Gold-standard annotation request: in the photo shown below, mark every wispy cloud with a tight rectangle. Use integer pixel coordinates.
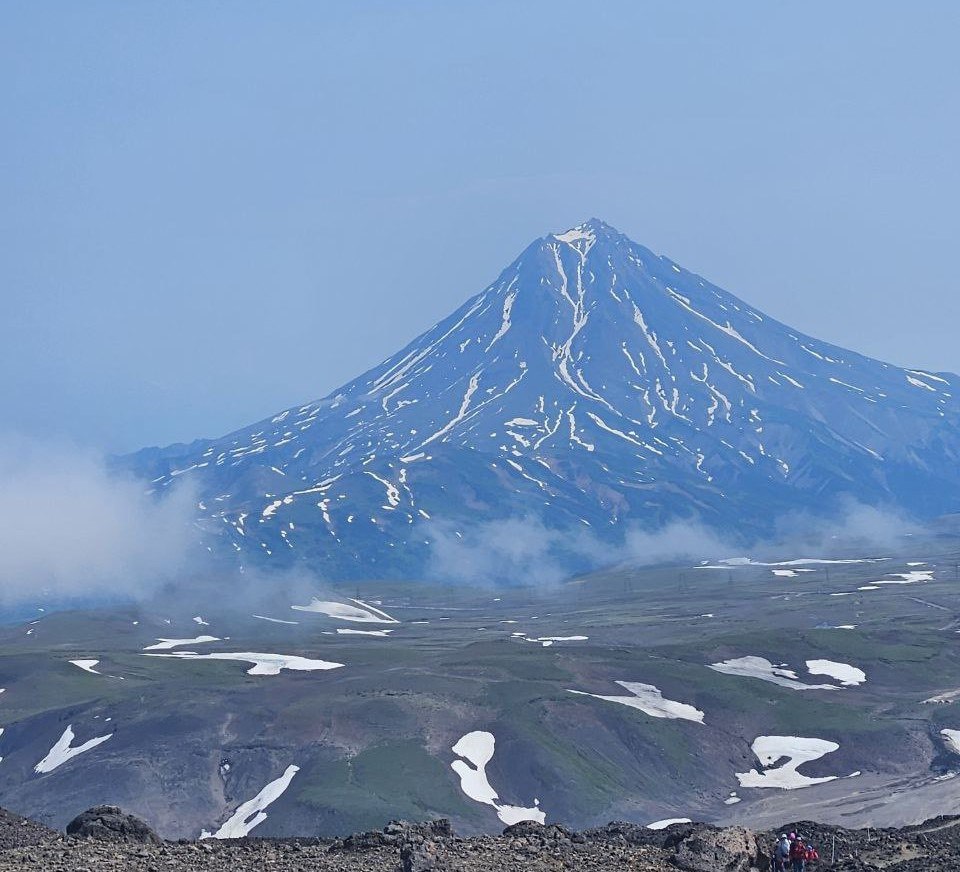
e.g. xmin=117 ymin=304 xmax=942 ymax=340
xmin=426 ymin=515 xmax=731 ymax=585
xmin=0 ymin=435 xmax=199 ymax=605
xmin=425 ymin=499 xmax=918 ymax=585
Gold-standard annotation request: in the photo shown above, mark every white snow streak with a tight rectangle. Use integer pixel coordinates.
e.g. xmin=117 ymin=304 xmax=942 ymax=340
xmin=205 ymin=765 xmax=300 ymax=839
xmin=35 ymin=726 xmax=113 ymax=774
xmin=568 ymin=681 xmax=704 ymax=723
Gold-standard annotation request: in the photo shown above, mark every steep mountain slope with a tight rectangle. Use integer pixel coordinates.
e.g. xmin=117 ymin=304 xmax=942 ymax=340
xmin=129 ymin=219 xmax=960 ymax=578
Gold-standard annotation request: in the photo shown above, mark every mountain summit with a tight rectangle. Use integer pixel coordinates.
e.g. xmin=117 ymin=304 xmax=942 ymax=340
xmin=130 ymin=221 xmax=960 ymax=577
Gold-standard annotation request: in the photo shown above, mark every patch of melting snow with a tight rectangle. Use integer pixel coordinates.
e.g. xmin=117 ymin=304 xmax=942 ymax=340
xmin=291 ymin=598 xmax=398 ymax=624
xmin=142 ymin=636 xmax=220 ymax=651
xmin=553 ymin=227 xmax=596 ymax=247
xmin=521 ymin=635 xmax=588 ymax=647
xmin=252 ymin=615 xmax=299 ymax=625
xmin=335 ymin=629 xmax=393 ymax=637
xmin=805 ymin=659 xmax=865 ymax=686
xmin=451 ymin=731 xmax=545 ymax=825
xmin=647 ymin=818 xmax=691 ymax=830
xmin=708 ymin=656 xmax=839 ymax=691
xmin=568 ymin=681 xmax=705 ymax=724
xmin=941 ymin=729 xmax=960 ymax=755
xmin=736 ymin=736 xmax=846 ymax=789
xmin=872 ymin=571 xmax=934 ymax=585
xmin=724 ymin=793 xmax=741 ymax=805
xmin=716 ymin=557 xmax=885 ymax=567
xmin=69 ymin=660 xmax=101 ymax=675
xmin=35 ymin=725 xmax=113 ymax=774
xmin=142 ymin=652 xmax=343 ymax=675
xmin=203 ymin=765 xmax=300 ymax=839
xmin=193 ymin=616 xmax=210 ymax=626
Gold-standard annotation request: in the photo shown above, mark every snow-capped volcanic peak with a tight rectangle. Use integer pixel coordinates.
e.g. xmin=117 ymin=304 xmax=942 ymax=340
xmin=130 ymin=219 xmax=960 ymax=578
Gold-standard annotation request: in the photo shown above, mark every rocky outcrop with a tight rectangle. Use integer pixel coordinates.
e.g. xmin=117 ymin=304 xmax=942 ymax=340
xmin=334 ymin=819 xmax=452 ymax=851
xmin=583 ymin=819 xmax=696 ymax=848
xmin=672 ymin=826 xmax=761 ymax=872
xmin=65 ymin=806 xmax=161 ymax=845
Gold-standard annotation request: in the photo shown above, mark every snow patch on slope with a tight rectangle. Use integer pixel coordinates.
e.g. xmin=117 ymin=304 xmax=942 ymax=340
xmin=568 ymin=681 xmax=704 ymax=723
xmin=35 ymin=726 xmax=112 ymax=774
xmin=451 ymin=731 xmax=545 ymax=826
xmin=203 ymin=765 xmax=299 ymax=839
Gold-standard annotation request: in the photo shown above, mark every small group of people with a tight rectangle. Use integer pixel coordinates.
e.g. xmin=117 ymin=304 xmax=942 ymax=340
xmin=771 ymin=831 xmax=819 ymax=872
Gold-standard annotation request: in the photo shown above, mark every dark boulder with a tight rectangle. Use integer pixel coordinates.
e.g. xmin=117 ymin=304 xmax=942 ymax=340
xmin=65 ymin=805 xmax=161 ymax=844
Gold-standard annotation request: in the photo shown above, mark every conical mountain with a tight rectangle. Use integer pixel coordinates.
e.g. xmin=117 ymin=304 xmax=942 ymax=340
xmin=129 ymin=220 xmax=960 ymax=577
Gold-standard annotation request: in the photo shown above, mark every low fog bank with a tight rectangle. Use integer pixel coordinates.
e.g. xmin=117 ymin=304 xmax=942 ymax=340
xmin=0 ymin=436 xmax=201 ymax=608
xmin=142 ymin=565 xmax=360 ymax=623
xmin=0 ymin=432 xmax=933 ymax=611
xmin=426 ymin=516 xmax=731 ymax=586
xmin=425 ymin=499 xmax=923 ymax=586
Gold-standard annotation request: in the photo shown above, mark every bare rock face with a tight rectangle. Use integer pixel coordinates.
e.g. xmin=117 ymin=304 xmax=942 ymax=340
xmin=672 ymin=826 xmax=760 ymax=872
xmin=65 ymin=806 xmax=161 ymax=845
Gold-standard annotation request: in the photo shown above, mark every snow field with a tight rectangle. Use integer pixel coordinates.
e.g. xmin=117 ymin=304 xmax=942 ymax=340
xmin=142 ymin=651 xmax=344 ymax=675
xmin=568 ymin=681 xmax=705 ymax=724
xmin=291 ymin=598 xmax=398 ymax=624
xmin=736 ymin=735 xmax=848 ymax=790
xmin=450 ymin=731 xmax=545 ymax=825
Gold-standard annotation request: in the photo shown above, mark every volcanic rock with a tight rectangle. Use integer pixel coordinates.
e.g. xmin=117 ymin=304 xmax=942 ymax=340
xmin=65 ymin=805 xmax=161 ymax=844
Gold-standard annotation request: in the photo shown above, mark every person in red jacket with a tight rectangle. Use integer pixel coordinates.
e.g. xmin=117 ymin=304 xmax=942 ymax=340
xmin=789 ymin=836 xmax=807 ymax=872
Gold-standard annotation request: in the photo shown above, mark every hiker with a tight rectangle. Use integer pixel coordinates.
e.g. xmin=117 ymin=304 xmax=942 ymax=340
xmin=803 ymin=842 xmax=820 ymax=866
xmin=789 ymin=834 xmax=807 ymax=872
xmin=772 ymin=833 xmax=791 ymax=872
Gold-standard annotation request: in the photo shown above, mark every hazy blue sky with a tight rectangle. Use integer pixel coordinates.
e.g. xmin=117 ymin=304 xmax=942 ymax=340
xmin=3 ymin=2 xmax=958 ymax=453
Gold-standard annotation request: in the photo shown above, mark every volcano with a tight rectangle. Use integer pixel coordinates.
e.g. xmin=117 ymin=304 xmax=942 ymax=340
xmin=128 ymin=220 xmax=960 ymax=578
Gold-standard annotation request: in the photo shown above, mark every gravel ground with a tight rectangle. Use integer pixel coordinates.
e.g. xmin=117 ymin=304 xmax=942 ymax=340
xmin=3 ymin=809 xmax=960 ymax=871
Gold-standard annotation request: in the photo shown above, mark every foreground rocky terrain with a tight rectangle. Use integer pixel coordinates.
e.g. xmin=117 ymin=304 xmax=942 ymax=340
xmin=3 ymin=805 xmax=960 ymax=872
